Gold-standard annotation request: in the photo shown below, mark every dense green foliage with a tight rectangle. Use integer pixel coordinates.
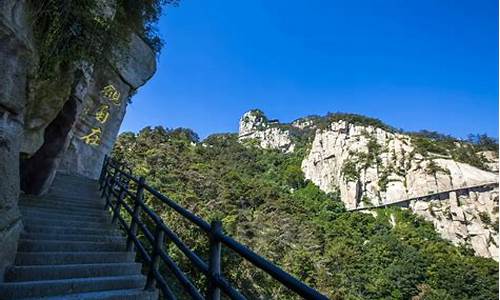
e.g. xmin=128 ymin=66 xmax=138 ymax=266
xmin=113 ymin=126 xmax=498 ymax=299
xmin=29 ymin=0 xmax=178 ymax=76
xmin=318 ymin=113 xmax=397 ymax=132
xmin=408 ymin=131 xmax=496 ymax=170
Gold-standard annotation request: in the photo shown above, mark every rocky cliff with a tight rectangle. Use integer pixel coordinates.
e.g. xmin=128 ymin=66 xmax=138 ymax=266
xmin=239 ymin=110 xmax=499 ymax=259
xmin=0 ymin=0 xmax=156 ymax=279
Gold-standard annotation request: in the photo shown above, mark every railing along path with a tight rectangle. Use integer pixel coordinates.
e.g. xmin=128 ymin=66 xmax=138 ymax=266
xmin=98 ymin=156 xmax=328 ymax=300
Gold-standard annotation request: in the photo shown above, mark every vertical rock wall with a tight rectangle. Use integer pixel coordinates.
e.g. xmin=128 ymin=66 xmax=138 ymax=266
xmin=58 ymin=34 xmax=156 ymax=179
xmin=0 ymin=0 xmax=34 ymax=280
xmin=409 ymin=186 xmax=499 ymax=260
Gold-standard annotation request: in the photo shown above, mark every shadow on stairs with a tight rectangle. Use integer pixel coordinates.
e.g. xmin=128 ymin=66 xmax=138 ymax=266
xmin=0 ymin=174 xmax=158 ymax=300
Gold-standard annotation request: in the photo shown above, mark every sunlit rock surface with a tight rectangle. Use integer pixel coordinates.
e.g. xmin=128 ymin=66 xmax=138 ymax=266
xmin=238 ymin=110 xmax=499 ymax=259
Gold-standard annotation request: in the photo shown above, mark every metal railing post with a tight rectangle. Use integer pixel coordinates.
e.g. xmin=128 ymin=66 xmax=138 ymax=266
xmin=100 ymin=168 xmax=111 ymax=199
xmin=207 ymin=220 xmax=222 ymax=300
xmin=99 ymin=155 xmax=108 ymax=191
xmin=146 ymin=226 xmax=165 ymax=290
xmin=111 ymin=185 xmax=126 ymax=225
xmin=127 ymin=176 xmax=145 ymax=251
xmin=104 ymin=167 xmax=119 ymax=208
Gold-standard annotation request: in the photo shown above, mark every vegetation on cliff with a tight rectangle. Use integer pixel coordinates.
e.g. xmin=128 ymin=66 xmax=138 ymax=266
xmin=29 ymin=0 xmax=178 ymax=76
xmin=264 ymin=110 xmax=497 ymax=171
xmin=112 ymin=126 xmax=498 ymax=299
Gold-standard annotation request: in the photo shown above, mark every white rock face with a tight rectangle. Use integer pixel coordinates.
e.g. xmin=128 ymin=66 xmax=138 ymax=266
xmin=409 ymin=187 xmax=499 ymax=260
xmin=301 ymin=121 xmax=498 ymax=209
xmin=238 ymin=110 xmax=499 ymax=259
xmin=479 ymin=151 xmax=499 ymax=172
xmin=238 ymin=110 xmax=295 ymax=153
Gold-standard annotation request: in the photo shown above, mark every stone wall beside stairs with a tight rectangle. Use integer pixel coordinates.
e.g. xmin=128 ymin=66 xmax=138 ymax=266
xmin=0 ymin=0 xmax=34 ymax=280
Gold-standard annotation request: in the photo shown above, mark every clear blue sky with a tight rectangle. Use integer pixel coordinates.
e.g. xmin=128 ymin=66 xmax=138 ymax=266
xmin=121 ymin=0 xmax=499 ymax=139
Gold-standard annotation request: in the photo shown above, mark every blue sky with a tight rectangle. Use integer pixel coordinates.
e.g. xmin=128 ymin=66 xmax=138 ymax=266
xmin=121 ymin=0 xmax=498 ymax=139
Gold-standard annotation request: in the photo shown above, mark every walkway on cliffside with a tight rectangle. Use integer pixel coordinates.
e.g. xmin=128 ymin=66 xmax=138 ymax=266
xmin=0 ymin=174 xmax=157 ymax=300
xmin=349 ymin=181 xmax=498 ymax=212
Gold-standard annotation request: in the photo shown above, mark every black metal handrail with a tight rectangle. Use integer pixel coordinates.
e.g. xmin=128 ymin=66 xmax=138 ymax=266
xmin=98 ymin=155 xmax=329 ymax=300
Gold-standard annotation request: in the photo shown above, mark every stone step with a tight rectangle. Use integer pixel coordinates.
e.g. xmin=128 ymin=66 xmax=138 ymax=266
xmin=20 ymin=209 xmax=110 ymax=223
xmin=15 ymin=288 xmax=158 ymax=300
xmin=0 ymin=275 xmax=146 ymax=299
xmin=45 ymin=192 xmax=103 ymax=202
xmin=22 ymin=216 xmax=114 ymax=229
xmin=15 ymin=252 xmax=135 ymax=265
xmin=44 ymin=194 xmax=104 ymax=202
xmin=49 ymin=183 xmax=100 ymax=191
xmin=17 ymin=239 xmax=125 ymax=252
xmin=20 ymin=206 xmax=108 ymax=218
xmin=46 ymin=190 xmax=101 ymax=198
xmin=20 ymin=233 xmax=125 ymax=243
xmin=48 ymin=185 xmax=101 ymax=193
xmin=23 ymin=224 xmax=121 ymax=237
xmin=53 ymin=174 xmax=98 ymax=183
xmin=51 ymin=177 xmax=99 ymax=184
xmin=19 ymin=202 xmax=106 ymax=213
xmin=22 ymin=192 xmax=102 ymax=203
xmin=3 ymin=174 xmax=158 ymax=299
xmin=20 ymin=198 xmax=105 ymax=210
xmin=5 ymin=263 xmax=142 ymax=282
xmin=22 ymin=192 xmax=102 ymax=202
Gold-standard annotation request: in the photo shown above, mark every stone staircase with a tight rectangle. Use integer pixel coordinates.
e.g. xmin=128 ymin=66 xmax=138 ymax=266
xmin=0 ymin=174 xmax=158 ymax=300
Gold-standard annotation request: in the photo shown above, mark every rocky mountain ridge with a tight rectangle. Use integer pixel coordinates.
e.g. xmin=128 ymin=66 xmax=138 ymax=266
xmin=238 ymin=109 xmax=499 ymax=260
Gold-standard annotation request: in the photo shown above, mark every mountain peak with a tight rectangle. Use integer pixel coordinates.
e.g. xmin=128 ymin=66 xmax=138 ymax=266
xmin=237 ymin=109 xmax=499 ymax=259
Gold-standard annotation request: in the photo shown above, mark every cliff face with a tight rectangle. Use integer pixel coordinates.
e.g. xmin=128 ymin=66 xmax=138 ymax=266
xmin=302 ymin=121 xmax=497 ymax=208
xmin=239 ymin=110 xmax=295 ymax=153
xmin=57 ymin=34 xmax=156 ymax=179
xmin=0 ymin=0 xmax=34 ymax=279
xmin=0 ymin=0 xmax=156 ymax=278
xmin=239 ymin=110 xmax=499 ymax=260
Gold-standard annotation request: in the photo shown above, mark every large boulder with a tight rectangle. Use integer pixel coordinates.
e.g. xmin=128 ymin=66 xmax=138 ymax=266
xmin=58 ymin=34 xmax=156 ymax=179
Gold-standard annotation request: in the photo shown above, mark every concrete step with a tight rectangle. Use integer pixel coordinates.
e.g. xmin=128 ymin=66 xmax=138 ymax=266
xmin=53 ymin=174 xmax=98 ymax=183
xmin=17 ymin=239 xmax=125 ymax=252
xmin=0 ymin=275 xmax=146 ymax=299
xmin=19 ymin=202 xmax=106 ymax=213
xmin=20 ymin=198 xmax=105 ymax=210
xmin=20 ymin=209 xmax=110 ymax=223
xmin=51 ymin=181 xmax=98 ymax=188
xmin=20 ymin=233 xmax=125 ymax=243
xmin=49 ymin=184 xmax=100 ymax=192
xmin=48 ymin=197 xmax=104 ymax=205
xmin=23 ymin=224 xmax=121 ymax=237
xmin=20 ymin=206 xmax=108 ymax=218
xmin=43 ymin=193 xmax=103 ymax=203
xmin=21 ymin=192 xmax=102 ymax=203
xmin=22 ymin=216 xmax=114 ymax=229
xmin=15 ymin=251 xmax=135 ymax=265
xmin=5 ymin=263 xmax=142 ymax=282
xmin=15 ymin=288 xmax=158 ymax=300
xmin=49 ymin=182 xmax=98 ymax=195
xmin=21 ymin=192 xmax=103 ymax=202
